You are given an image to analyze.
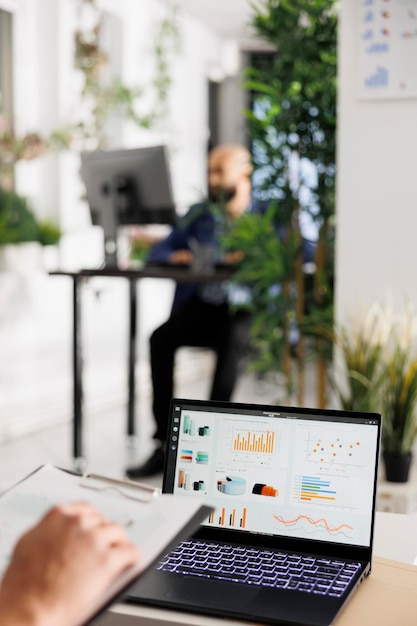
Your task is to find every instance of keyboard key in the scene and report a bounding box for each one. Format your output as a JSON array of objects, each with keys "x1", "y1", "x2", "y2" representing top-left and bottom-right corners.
[
  {"x1": 176, "y1": 565, "x2": 209, "y2": 576},
  {"x1": 157, "y1": 539, "x2": 360, "y2": 598}
]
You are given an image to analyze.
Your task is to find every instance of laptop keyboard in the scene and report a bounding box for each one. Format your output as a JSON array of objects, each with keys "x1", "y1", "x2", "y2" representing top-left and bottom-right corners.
[{"x1": 157, "y1": 539, "x2": 362, "y2": 597}]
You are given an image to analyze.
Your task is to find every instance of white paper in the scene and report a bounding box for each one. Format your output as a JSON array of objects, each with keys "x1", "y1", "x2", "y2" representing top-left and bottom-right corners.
[{"x1": 0, "y1": 465, "x2": 210, "y2": 625}]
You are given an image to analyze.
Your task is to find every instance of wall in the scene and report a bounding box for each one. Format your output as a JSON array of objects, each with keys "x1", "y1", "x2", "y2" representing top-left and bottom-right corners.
[
  {"x1": 0, "y1": 0, "x2": 228, "y2": 439},
  {"x1": 336, "y1": 2, "x2": 417, "y2": 324}
]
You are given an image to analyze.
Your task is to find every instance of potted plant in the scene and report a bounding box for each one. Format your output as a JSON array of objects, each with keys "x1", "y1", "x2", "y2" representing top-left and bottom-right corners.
[
  {"x1": 330, "y1": 303, "x2": 417, "y2": 482},
  {"x1": 0, "y1": 187, "x2": 42, "y2": 272},
  {"x1": 379, "y1": 315, "x2": 417, "y2": 482},
  {"x1": 329, "y1": 304, "x2": 388, "y2": 413},
  {"x1": 0, "y1": 187, "x2": 63, "y2": 272},
  {"x1": 37, "y1": 219, "x2": 62, "y2": 270},
  {"x1": 37, "y1": 219, "x2": 62, "y2": 246},
  {"x1": 0, "y1": 187, "x2": 39, "y2": 244}
]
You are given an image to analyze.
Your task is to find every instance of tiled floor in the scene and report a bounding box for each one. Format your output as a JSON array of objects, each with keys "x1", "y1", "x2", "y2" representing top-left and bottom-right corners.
[{"x1": 1, "y1": 360, "x2": 300, "y2": 493}]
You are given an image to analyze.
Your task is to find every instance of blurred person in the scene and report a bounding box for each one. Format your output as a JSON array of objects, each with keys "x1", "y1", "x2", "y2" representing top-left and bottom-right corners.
[{"x1": 126, "y1": 144, "x2": 258, "y2": 480}]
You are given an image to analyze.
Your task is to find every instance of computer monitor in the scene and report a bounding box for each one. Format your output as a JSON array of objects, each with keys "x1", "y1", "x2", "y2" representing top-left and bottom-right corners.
[{"x1": 80, "y1": 145, "x2": 176, "y2": 267}]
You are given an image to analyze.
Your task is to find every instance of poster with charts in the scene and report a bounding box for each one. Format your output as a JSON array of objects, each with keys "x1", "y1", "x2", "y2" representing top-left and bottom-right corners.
[{"x1": 358, "y1": 0, "x2": 417, "y2": 99}]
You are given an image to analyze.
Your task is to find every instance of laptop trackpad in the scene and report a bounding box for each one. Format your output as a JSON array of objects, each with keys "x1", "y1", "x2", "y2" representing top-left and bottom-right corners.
[{"x1": 166, "y1": 578, "x2": 258, "y2": 607}]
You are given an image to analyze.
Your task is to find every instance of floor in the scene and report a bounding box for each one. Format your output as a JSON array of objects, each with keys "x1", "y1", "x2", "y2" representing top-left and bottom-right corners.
[
  {"x1": 3, "y1": 355, "x2": 417, "y2": 516},
  {"x1": 1, "y1": 358, "x2": 308, "y2": 494}
]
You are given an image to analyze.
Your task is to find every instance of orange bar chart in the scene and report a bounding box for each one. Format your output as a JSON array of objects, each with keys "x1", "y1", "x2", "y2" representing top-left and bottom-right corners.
[
  {"x1": 233, "y1": 430, "x2": 275, "y2": 454},
  {"x1": 209, "y1": 506, "x2": 247, "y2": 528}
]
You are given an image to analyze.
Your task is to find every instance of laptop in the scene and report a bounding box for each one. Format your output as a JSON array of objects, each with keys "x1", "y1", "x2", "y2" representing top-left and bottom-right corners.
[{"x1": 126, "y1": 398, "x2": 381, "y2": 626}]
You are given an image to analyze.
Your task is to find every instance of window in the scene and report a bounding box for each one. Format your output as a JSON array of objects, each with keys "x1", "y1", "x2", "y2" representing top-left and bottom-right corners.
[
  {"x1": 0, "y1": 8, "x2": 13, "y2": 124},
  {"x1": 0, "y1": 8, "x2": 13, "y2": 186}
]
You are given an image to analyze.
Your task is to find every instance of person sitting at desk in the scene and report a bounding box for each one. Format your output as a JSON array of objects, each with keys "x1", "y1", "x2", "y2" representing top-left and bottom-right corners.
[
  {"x1": 126, "y1": 144, "x2": 256, "y2": 479},
  {"x1": 126, "y1": 143, "x2": 317, "y2": 479}
]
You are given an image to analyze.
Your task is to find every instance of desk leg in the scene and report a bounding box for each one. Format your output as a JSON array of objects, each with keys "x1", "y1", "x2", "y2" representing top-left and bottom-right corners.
[
  {"x1": 73, "y1": 276, "x2": 84, "y2": 466},
  {"x1": 128, "y1": 279, "x2": 137, "y2": 438}
]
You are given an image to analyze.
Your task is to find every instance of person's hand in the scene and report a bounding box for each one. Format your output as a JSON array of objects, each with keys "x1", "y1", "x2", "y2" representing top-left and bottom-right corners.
[
  {"x1": 127, "y1": 227, "x2": 162, "y2": 246},
  {"x1": 224, "y1": 251, "x2": 244, "y2": 265},
  {"x1": 168, "y1": 250, "x2": 193, "y2": 264},
  {"x1": 0, "y1": 502, "x2": 140, "y2": 626}
]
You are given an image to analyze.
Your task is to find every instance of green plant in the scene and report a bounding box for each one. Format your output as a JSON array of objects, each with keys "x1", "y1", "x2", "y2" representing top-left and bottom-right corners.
[
  {"x1": 130, "y1": 239, "x2": 152, "y2": 264},
  {"x1": 222, "y1": 205, "x2": 300, "y2": 383},
  {"x1": 238, "y1": 0, "x2": 338, "y2": 402},
  {"x1": 0, "y1": 188, "x2": 63, "y2": 247},
  {"x1": 0, "y1": 188, "x2": 39, "y2": 245},
  {"x1": 330, "y1": 303, "x2": 417, "y2": 457},
  {"x1": 380, "y1": 315, "x2": 417, "y2": 456},
  {"x1": 381, "y1": 348, "x2": 417, "y2": 456},
  {"x1": 328, "y1": 307, "x2": 387, "y2": 413},
  {"x1": 37, "y1": 220, "x2": 62, "y2": 246},
  {"x1": 73, "y1": 0, "x2": 181, "y2": 148}
]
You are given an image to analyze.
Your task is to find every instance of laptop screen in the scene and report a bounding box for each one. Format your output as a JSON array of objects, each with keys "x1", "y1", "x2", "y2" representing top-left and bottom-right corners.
[{"x1": 164, "y1": 400, "x2": 381, "y2": 549}]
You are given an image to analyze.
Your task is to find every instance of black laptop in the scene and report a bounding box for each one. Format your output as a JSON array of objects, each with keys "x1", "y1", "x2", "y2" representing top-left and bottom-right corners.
[{"x1": 126, "y1": 398, "x2": 381, "y2": 626}]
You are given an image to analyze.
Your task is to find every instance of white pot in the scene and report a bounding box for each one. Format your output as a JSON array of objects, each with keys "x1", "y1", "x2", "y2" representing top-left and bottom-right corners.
[
  {"x1": 0, "y1": 242, "x2": 43, "y2": 274},
  {"x1": 42, "y1": 245, "x2": 60, "y2": 271}
]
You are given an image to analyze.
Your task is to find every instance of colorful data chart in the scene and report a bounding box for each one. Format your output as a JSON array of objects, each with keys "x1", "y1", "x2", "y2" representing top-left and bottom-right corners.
[
  {"x1": 233, "y1": 429, "x2": 276, "y2": 454},
  {"x1": 196, "y1": 451, "x2": 209, "y2": 465},
  {"x1": 252, "y1": 483, "x2": 278, "y2": 497},
  {"x1": 358, "y1": 0, "x2": 417, "y2": 98},
  {"x1": 209, "y1": 506, "x2": 247, "y2": 528},
  {"x1": 182, "y1": 416, "x2": 210, "y2": 437},
  {"x1": 180, "y1": 449, "x2": 193, "y2": 463},
  {"x1": 298, "y1": 475, "x2": 336, "y2": 503},
  {"x1": 307, "y1": 433, "x2": 362, "y2": 465},
  {"x1": 182, "y1": 415, "x2": 196, "y2": 436},
  {"x1": 272, "y1": 512, "x2": 353, "y2": 539},
  {"x1": 217, "y1": 476, "x2": 246, "y2": 495}
]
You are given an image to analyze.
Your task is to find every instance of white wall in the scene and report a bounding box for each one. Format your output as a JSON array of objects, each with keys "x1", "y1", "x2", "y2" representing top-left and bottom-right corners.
[
  {"x1": 0, "y1": 0, "x2": 226, "y2": 439},
  {"x1": 336, "y1": 3, "x2": 417, "y2": 323}
]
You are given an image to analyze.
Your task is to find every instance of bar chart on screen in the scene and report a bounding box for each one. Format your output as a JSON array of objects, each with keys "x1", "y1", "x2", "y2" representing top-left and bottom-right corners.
[
  {"x1": 232, "y1": 429, "x2": 276, "y2": 455},
  {"x1": 208, "y1": 505, "x2": 248, "y2": 528}
]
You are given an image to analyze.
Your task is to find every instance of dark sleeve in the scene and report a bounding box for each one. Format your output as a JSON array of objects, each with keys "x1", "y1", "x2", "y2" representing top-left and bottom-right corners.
[
  {"x1": 147, "y1": 203, "x2": 209, "y2": 263},
  {"x1": 302, "y1": 238, "x2": 316, "y2": 265}
]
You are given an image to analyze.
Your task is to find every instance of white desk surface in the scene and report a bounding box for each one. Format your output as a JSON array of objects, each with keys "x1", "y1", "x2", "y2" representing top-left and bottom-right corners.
[{"x1": 95, "y1": 511, "x2": 417, "y2": 626}]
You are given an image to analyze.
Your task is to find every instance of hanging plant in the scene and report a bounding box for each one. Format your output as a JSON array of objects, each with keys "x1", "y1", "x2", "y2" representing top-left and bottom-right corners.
[
  {"x1": 0, "y1": 0, "x2": 181, "y2": 173},
  {"x1": 72, "y1": 0, "x2": 181, "y2": 148}
]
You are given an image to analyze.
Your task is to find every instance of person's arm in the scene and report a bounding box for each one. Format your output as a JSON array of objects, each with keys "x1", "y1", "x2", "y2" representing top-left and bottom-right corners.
[
  {"x1": 0, "y1": 502, "x2": 139, "y2": 626},
  {"x1": 147, "y1": 203, "x2": 209, "y2": 265},
  {"x1": 148, "y1": 231, "x2": 193, "y2": 264}
]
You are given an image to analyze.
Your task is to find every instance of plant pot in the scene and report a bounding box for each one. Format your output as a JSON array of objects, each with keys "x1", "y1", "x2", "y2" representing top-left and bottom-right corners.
[
  {"x1": 42, "y1": 244, "x2": 60, "y2": 271},
  {"x1": 383, "y1": 451, "x2": 413, "y2": 483},
  {"x1": 0, "y1": 242, "x2": 43, "y2": 274}
]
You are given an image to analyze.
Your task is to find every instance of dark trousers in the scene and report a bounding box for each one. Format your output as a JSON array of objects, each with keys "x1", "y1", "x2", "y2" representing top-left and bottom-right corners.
[{"x1": 150, "y1": 295, "x2": 252, "y2": 442}]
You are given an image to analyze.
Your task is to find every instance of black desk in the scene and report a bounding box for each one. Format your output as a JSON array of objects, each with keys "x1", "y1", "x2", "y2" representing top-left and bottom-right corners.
[{"x1": 50, "y1": 266, "x2": 235, "y2": 467}]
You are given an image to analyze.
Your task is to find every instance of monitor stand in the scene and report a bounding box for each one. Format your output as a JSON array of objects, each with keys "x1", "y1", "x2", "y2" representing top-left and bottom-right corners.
[{"x1": 99, "y1": 177, "x2": 131, "y2": 268}]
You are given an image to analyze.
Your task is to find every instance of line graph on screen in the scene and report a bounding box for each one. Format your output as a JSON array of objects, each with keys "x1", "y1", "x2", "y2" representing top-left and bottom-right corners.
[{"x1": 272, "y1": 513, "x2": 354, "y2": 539}]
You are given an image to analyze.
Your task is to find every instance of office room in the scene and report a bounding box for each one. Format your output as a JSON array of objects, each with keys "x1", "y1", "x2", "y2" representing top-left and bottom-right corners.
[{"x1": 0, "y1": 1, "x2": 417, "y2": 625}]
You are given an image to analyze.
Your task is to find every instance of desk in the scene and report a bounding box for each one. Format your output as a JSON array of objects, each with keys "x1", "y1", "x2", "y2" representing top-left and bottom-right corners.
[
  {"x1": 50, "y1": 266, "x2": 234, "y2": 467},
  {"x1": 94, "y1": 511, "x2": 417, "y2": 626},
  {"x1": 97, "y1": 559, "x2": 417, "y2": 626}
]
